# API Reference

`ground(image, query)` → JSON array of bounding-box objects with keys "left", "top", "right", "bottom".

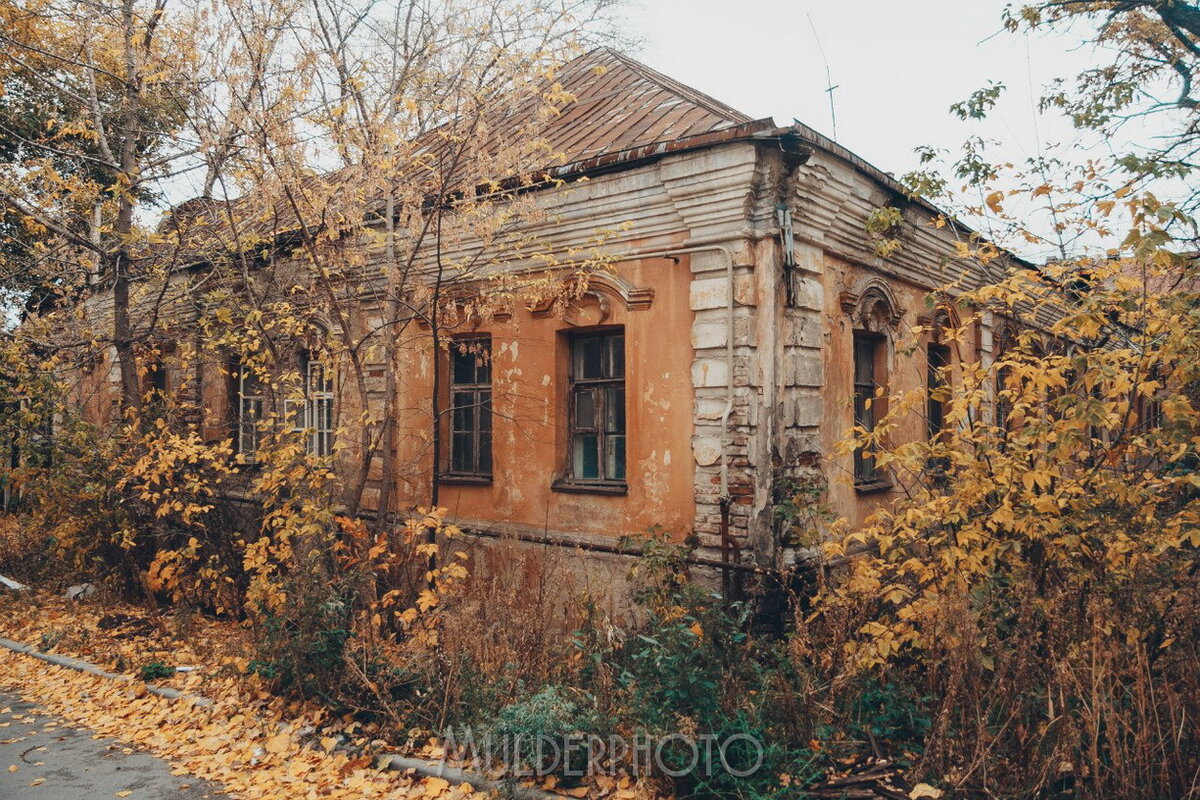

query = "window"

[
  {"left": 145, "top": 358, "right": 168, "bottom": 415},
  {"left": 235, "top": 362, "right": 263, "bottom": 460},
  {"left": 445, "top": 336, "right": 492, "bottom": 478},
  {"left": 567, "top": 329, "right": 625, "bottom": 486},
  {"left": 148, "top": 358, "right": 168, "bottom": 396},
  {"left": 993, "top": 325, "right": 1017, "bottom": 432},
  {"left": 285, "top": 354, "right": 335, "bottom": 457},
  {"left": 853, "top": 332, "right": 884, "bottom": 485},
  {"left": 927, "top": 342, "right": 951, "bottom": 440},
  {"left": 305, "top": 357, "right": 334, "bottom": 456}
]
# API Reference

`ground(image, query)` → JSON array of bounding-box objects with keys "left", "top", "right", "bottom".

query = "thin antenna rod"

[{"left": 806, "top": 13, "right": 839, "bottom": 141}]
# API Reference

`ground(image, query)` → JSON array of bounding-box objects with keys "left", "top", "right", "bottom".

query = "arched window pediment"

[
  {"left": 840, "top": 278, "right": 902, "bottom": 333},
  {"left": 528, "top": 272, "right": 654, "bottom": 326}
]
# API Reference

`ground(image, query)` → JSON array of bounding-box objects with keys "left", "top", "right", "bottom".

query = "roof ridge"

[{"left": 574, "top": 46, "right": 754, "bottom": 126}]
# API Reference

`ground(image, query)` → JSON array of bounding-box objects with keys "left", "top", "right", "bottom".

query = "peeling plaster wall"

[
  {"left": 386, "top": 255, "right": 697, "bottom": 545},
  {"left": 822, "top": 256, "right": 933, "bottom": 529},
  {"left": 783, "top": 145, "right": 999, "bottom": 541},
  {"left": 56, "top": 134, "right": 1009, "bottom": 573}
]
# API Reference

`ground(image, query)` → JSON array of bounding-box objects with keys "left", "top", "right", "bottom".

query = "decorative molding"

[
  {"left": 841, "top": 277, "right": 903, "bottom": 332},
  {"left": 588, "top": 272, "right": 655, "bottom": 311},
  {"left": 530, "top": 290, "right": 613, "bottom": 327},
  {"left": 414, "top": 303, "right": 511, "bottom": 331},
  {"left": 529, "top": 272, "right": 654, "bottom": 321}
]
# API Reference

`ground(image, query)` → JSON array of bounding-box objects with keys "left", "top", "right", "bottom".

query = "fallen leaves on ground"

[
  {"left": 0, "top": 591, "right": 497, "bottom": 799},
  {"left": 0, "top": 590, "right": 243, "bottom": 696},
  {"left": 0, "top": 590, "right": 660, "bottom": 800},
  {"left": 0, "top": 645, "right": 491, "bottom": 799}
]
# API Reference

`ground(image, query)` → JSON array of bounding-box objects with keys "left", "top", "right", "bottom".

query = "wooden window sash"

[
  {"left": 445, "top": 336, "right": 492, "bottom": 479},
  {"left": 567, "top": 330, "right": 626, "bottom": 486}
]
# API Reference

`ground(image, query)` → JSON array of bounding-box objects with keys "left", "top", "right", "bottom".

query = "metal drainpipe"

[
  {"left": 627, "top": 243, "right": 737, "bottom": 596},
  {"left": 654, "top": 244, "right": 736, "bottom": 503}
]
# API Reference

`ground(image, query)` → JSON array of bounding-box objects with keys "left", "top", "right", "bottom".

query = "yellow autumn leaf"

[
  {"left": 422, "top": 776, "right": 451, "bottom": 796},
  {"left": 264, "top": 732, "right": 291, "bottom": 753}
]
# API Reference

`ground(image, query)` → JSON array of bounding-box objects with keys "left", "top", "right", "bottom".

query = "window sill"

[
  {"left": 854, "top": 479, "right": 893, "bottom": 494},
  {"left": 437, "top": 474, "right": 493, "bottom": 486},
  {"left": 551, "top": 479, "right": 628, "bottom": 496}
]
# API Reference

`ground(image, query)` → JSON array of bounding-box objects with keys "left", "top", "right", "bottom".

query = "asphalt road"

[{"left": 0, "top": 691, "right": 221, "bottom": 800}]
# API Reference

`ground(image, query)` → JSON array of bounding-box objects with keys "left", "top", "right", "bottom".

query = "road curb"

[
  {"left": 0, "top": 634, "right": 562, "bottom": 799},
  {"left": 376, "top": 754, "right": 563, "bottom": 800},
  {"left": 0, "top": 636, "right": 212, "bottom": 707}
]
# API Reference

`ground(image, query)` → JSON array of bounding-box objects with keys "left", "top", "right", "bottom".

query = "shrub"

[
  {"left": 248, "top": 569, "right": 354, "bottom": 701},
  {"left": 139, "top": 660, "right": 174, "bottom": 681},
  {"left": 0, "top": 513, "right": 51, "bottom": 582},
  {"left": 816, "top": 246, "right": 1200, "bottom": 798},
  {"left": 571, "top": 532, "right": 826, "bottom": 800},
  {"left": 490, "top": 686, "right": 599, "bottom": 780}
]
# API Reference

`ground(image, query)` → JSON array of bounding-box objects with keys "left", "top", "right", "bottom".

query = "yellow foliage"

[{"left": 819, "top": 242, "right": 1200, "bottom": 675}]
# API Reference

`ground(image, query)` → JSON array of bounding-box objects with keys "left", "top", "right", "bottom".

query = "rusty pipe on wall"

[{"left": 460, "top": 524, "right": 773, "bottom": 576}]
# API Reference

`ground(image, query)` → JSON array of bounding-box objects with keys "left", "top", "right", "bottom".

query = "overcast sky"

[{"left": 620, "top": 0, "right": 1106, "bottom": 186}]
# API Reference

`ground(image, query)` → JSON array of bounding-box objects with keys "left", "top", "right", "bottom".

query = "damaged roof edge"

[
  {"left": 540, "top": 117, "right": 780, "bottom": 181},
  {"left": 766, "top": 121, "right": 1039, "bottom": 272},
  {"left": 542, "top": 114, "right": 1002, "bottom": 264},
  {"left": 162, "top": 115, "right": 1034, "bottom": 277}
]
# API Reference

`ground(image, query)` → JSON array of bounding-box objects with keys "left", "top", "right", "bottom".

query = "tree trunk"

[
  {"left": 375, "top": 177, "right": 399, "bottom": 528},
  {"left": 113, "top": 0, "right": 142, "bottom": 415}
]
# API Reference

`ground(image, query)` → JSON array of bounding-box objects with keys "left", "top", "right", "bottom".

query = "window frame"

[
  {"left": 284, "top": 354, "right": 335, "bottom": 458},
  {"left": 852, "top": 331, "right": 888, "bottom": 489},
  {"left": 440, "top": 335, "right": 493, "bottom": 482},
  {"left": 304, "top": 356, "right": 335, "bottom": 457},
  {"left": 926, "top": 341, "right": 951, "bottom": 441},
  {"left": 557, "top": 327, "right": 627, "bottom": 493},
  {"left": 235, "top": 362, "right": 263, "bottom": 462}
]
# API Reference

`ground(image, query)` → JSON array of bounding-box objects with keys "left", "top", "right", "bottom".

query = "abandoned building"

[{"left": 65, "top": 47, "right": 1011, "bottom": 579}]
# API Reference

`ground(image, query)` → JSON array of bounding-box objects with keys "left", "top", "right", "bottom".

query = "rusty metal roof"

[
  {"left": 152, "top": 48, "right": 770, "bottom": 266},
  {"left": 539, "top": 47, "right": 754, "bottom": 163}
]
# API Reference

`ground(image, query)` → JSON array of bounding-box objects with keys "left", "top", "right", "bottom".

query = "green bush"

[
  {"left": 572, "top": 533, "right": 826, "bottom": 800},
  {"left": 139, "top": 660, "right": 174, "bottom": 681},
  {"left": 491, "top": 685, "right": 599, "bottom": 780},
  {"left": 249, "top": 574, "right": 353, "bottom": 701}
]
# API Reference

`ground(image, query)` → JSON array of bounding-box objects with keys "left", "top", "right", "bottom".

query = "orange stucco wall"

[
  {"left": 392, "top": 256, "right": 696, "bottom": 542},
  {"left": 822, "top": 254, "right": 974, "bottom": 529}
]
